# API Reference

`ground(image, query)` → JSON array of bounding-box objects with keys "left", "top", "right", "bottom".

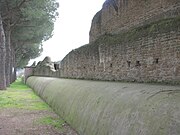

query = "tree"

[
  {"left": 0, "top": 14, "right": 6, "bottom": 90},
  {"left": 12, "top": 0, "right": 58, "bottom": 68},
  {"left": 15, "top": 43, "right": 43, "bottom": 68},
  {"left": 0, "top": 0, "right": 59, "bottom": 89}
]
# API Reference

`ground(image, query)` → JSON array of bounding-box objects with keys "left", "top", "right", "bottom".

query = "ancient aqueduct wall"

[
  {"left": 24, "top": 0, "right": 180, "bottom": 84},
  {"left": 89, "top": 0, "right": 180, "bottom": 42},
  {"left": 60, "top": 28, "right": 180, "bottom": 84},
  {"left": 28, "top": 20, "right": 180, "bottom": 84}
]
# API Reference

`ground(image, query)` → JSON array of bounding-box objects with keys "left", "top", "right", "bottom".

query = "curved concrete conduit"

[{"left": 26, "top": 76, "right": 180, "bottom": 135}]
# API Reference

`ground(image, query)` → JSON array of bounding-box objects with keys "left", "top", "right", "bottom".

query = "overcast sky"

[{"left": 29, "top": 0, "right": 105, "bottom": 64}]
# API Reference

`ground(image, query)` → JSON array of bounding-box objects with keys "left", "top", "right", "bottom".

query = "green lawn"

[{"left": 0, "top": 79, "right": 49, "bottom": 110}]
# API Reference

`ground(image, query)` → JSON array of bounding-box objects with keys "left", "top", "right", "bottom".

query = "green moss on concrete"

[{"left": 27, "top": 76, "right": 180, "bottom": 135}]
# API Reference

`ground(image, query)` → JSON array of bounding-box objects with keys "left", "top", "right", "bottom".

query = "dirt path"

[
  {"left": 0, "top": 80, "right": 78, "bottom": 135},
  {"left": 0, "top": 108, "right": 78, "bottom": 135}
]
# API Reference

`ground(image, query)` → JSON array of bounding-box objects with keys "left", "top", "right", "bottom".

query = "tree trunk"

[
  {"left": 13, "top": 67, "right": 17, "bottom": 82},
  {"left": 11, "top": 46, "right": 16, "bottom": 83},
  {"left": 10, "top": 45, "right": 13, "bottom": 83},
  {"left": 0, "top": 14, "right": 6, "bottom": 90},
  {"left": 5, "top": 20, "right": 11, "bottom": 87}
]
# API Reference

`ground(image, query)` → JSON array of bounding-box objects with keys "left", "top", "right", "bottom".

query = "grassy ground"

[
  {"left": 0, "top": 78, "right": 50, "bottom": 110},
  {"left": 0, "top": 79, "right": 77, "bottom": 135}
]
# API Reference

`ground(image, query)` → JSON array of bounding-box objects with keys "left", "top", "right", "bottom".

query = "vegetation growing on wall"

[{"left": 92, "top": 17, "right": 180, "bottom": 45}]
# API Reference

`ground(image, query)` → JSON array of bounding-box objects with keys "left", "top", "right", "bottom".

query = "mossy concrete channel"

[{"left": 27, "top": 76, "right": 180, "bottom": 135}]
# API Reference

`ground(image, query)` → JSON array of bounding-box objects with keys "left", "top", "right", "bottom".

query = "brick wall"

[
  {"left": 90, "top": 0, "right": 180, "bottom": 42},
  {"left": 60, "top": 30, "right": 180, "bottom": 84},
  {"left": 27, "top": 24, "right": 180, "bottom": 84}
]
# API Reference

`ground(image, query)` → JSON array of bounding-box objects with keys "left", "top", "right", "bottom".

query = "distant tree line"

[{"left": 0, "top": 0, "right": 59, "bottom": 90}]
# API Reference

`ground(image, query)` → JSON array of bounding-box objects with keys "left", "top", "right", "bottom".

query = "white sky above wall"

[{"left": 29, "top": 0, "right": 105, "bottom": 64}]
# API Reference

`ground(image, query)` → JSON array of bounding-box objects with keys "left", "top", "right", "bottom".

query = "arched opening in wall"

[
  {"left": 127, "top": 61, "right": 131, "bottom": 67},
  {"left": 136, "top": 61, "right": 141, "bottom": 67}
]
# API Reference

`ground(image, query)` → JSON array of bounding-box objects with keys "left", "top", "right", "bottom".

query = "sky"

[{"left": 29, "top": 0, "right": 105, "bottom": 64}]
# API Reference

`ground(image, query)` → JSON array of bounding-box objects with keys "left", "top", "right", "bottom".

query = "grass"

[
  {"left": 0, "top": 78, "right": 69, "bottom": 133},
  {"left": 37, "top": 116, "right": 65, "bottom": 130},
  {"left": 0, "top": 78, "right": 50, "bottom": 110},
  {"left": 9, "top": 78, "right": 30, "bottom": 90}
]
